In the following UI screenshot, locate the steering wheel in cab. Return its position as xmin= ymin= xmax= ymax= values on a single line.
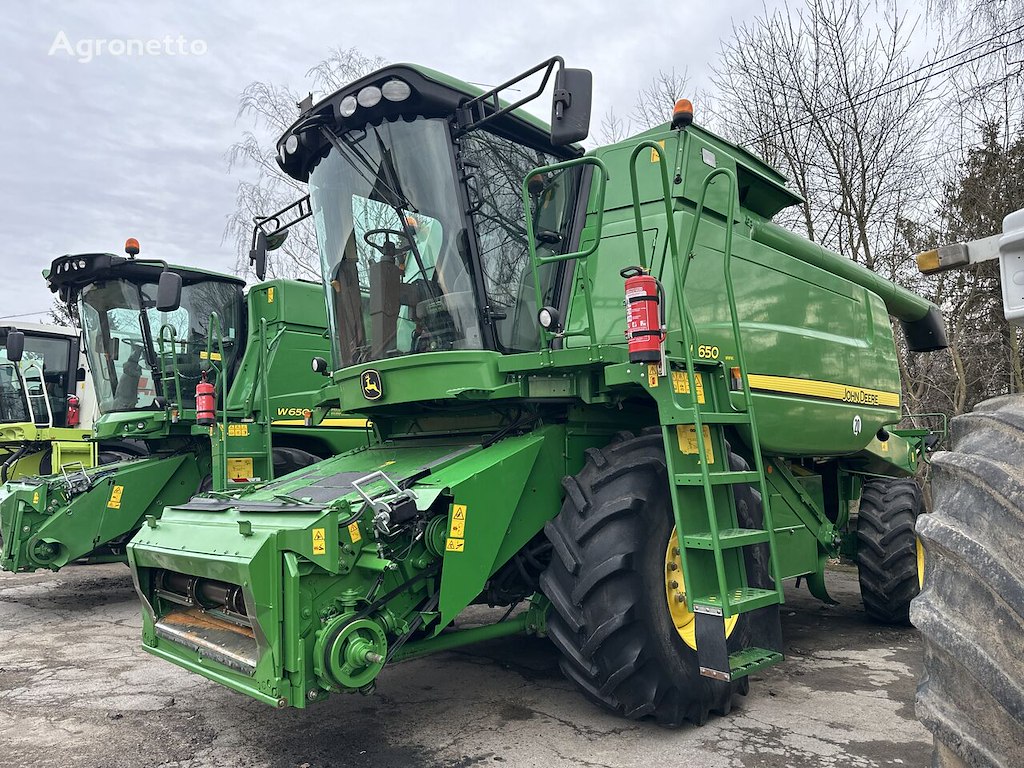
xmin=362 ymin=229 xmax=412 ymax=267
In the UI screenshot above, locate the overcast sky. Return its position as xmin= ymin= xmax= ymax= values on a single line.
xmin=0 ymin=1 xmax=791 ymax=324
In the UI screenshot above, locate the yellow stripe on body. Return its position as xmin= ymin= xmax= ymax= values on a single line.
xmin=271 ymin=418 xmax=371 ymax=428
xmin=746 ymin=374 xmax=900 ymax=408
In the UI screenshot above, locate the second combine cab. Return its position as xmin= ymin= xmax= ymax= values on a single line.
xmin=0 ymin=243 xmax=369 ymax=572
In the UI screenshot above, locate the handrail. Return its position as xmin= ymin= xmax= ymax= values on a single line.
xmin=17 ymin=363 xmax=53 ymax=428
xmin=522 ymin=155 xmax=610 ymax=350
xmin=676 ymin=167 xmax=785 ymax=608
xmin=157 ymin=324 xmax=184 ymax=415
xmin=204 ymin=312 xmax=231 ymax=489
xmin=627 ymin=141 xmax=679 ymax=273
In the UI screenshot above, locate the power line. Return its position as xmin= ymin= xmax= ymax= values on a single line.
xmin=0 ymin=310 xmax=55 ymax=321
xmin=748 ymin=21 xmax=1024 ymax=146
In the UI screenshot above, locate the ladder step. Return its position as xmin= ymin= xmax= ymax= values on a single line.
xmin=683 ymin=528 xmax=770 ymax=550
xmin=693 ymin=587 xmax=781 ymax=614
xmin=673 ymin=470 xmax=761 ymax=486
xmin=699 ymin=412 xmax=751 ymax=424
xmin=667 ymin=411 xmax=751 ymax=425
xmin=727 ymin=647 xmax=784 ymax=679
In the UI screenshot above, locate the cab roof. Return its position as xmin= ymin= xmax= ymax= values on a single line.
xmin=276 ymin=63 xmax=583 ymax=183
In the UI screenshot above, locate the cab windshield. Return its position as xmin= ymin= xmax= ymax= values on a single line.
xmin=309 ymin=116 xmax=582 ymax=367
xmin=79 ymin=279 xmax=242 ymax=413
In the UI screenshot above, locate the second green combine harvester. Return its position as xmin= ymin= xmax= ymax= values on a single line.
xmin=0 ymin=243 xmax=368 ymax=572
xmin=128 ymin=59 xmax=946 ymax=723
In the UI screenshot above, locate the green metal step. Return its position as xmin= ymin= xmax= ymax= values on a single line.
xmin=683 ymin=528 xmax=770 ymax=550
xmin=727 ymin=647 xmax=784 ymax=679
xmin=673 ymin=470 xmax=761 ymax=486
xmin=693 ymin=587 xmax=781 ymax=614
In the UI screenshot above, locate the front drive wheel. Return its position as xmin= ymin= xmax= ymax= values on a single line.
xmin=539 ymin=430 xmax=769 ymax=726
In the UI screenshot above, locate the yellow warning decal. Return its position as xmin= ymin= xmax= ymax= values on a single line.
xmin=650 ymin=139 xmax=666 ymax=163
xmin=671 ymin=371 xmax=706 ymax=403
xmin=446 ymin=504 xmax=467 ymax=552
xmin=32 ymin=491 xmax=39 ymax=505
xmin=676 ymin=425 xmax=715 ymax=464
xmin=312 ymin=527 xmax=326 ymax=555
xmin=227 ymin=458 xmax=254 ymax=481
xmin=107 ymin=485 xmax=124 ymax=509
xmin=199 ymin=350 xmax=222 ymax=361
xmin=746 ymin=374 xmax=900 ymax=408
xmin=647 ymin=364 xmax=660 ymax=388
xmin=347 ymin=521 xmax=362 ymax=544
xmin=450 ymin=504 xmax=467 ymax=537
xmin=227 ymin=423 xmax=249 ymax=437
xmin=267 ymin=287 xmax=275 ymax=303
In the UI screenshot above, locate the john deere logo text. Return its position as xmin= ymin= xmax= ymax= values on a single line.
xmin=361 ymin=369 xmax=383 ymax=401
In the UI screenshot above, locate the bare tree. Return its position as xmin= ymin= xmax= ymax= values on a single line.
xmin=712 ymin=0 xmax=938 ymax=279
xmin=225 ymin=47 xmax=386 ymax=281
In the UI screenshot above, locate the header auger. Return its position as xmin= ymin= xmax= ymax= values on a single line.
xmin=128 ymin=58 xmax=945 ymax=725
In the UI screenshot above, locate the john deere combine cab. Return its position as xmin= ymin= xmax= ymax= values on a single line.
xmin=0 ymin=322 xmax=97 ymax=481
xmin=128 ymin=59 xmax=945 ymax=723
xmin=0 ymin=245 xmax=368 ymax=572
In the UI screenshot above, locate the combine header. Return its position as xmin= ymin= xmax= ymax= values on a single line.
xmin=128 ymin=59 xmax=945 ymax=723
xmin=0 ymin=243 xmax=368 ymax=572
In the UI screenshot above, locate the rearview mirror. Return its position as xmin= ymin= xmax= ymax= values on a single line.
xmin=156 ymin=270 xmax=182 ymax=312
xmin=551 ymin=67 xmax=592 ymax=146
xmin=249 ymin=230 xmax=268 ymax=281
xmin=5 ymin=330 xmax=24 ymax=363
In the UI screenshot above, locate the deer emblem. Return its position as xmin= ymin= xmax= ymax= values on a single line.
xmin=361 ymin=370 xmax=383 ymax=400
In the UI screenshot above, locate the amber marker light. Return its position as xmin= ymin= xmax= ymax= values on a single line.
xmin=672 ymin=99 xmax=694 ymax=129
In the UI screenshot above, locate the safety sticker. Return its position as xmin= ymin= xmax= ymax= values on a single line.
xmin=227 ymin=458 xmax=254 ymax=481
xmin=199 ymin=350 xmax=222 ymax=361
xmin=107 ymin=485 xmax=124 ymax=510
xmin=446 ymin=504 xmax=467 ymax=552
xmin=227 ymin=423 xmax=249 ymax=437
xmin=32 ymin=491 xmax=39 ymax=505
xmin=267 ymin=287 xmax=275 ymax=304
xmin=650 ymin=139 xmax=666 ymax=163
xmin=676 ymin=425 xmax=715 ymax=464
xmin=347 ymin=521 xmax=362 ymax=543
xmin=671 ymin=371 xmax=706 ymax=403
xmin=312 ymin=527 xmax=326 ymax=555
xmin=647 ymin=364 xmax=660 ymax=388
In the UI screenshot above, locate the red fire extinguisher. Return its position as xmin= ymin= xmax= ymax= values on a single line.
xmin=621 ymin=266 xmax=665 ymax=363
xmin=66 ymin=394 xmax=81 ymax=427
xmin=196 ymin=371 xmax=216 ymax=426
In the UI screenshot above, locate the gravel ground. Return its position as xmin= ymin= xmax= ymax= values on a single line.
xmin=0 ymin=562 xmax=930 ymax=768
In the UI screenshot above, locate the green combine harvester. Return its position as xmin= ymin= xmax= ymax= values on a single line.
xmin=0 ymin=322 xmax=98 ymax=480
xmin=0 ymin=243 xmax=369 ymax=572
xmin=128 ymin=59 xmax=946 ymax=723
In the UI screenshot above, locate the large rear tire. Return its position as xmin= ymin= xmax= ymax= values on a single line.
xmin=855 ymin=478 xmax=923 ymax=625
xmin=913 ymin=395 xmax=1024 ymax=767
xmin=540 ymin=430 xmax=768 ymax=726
